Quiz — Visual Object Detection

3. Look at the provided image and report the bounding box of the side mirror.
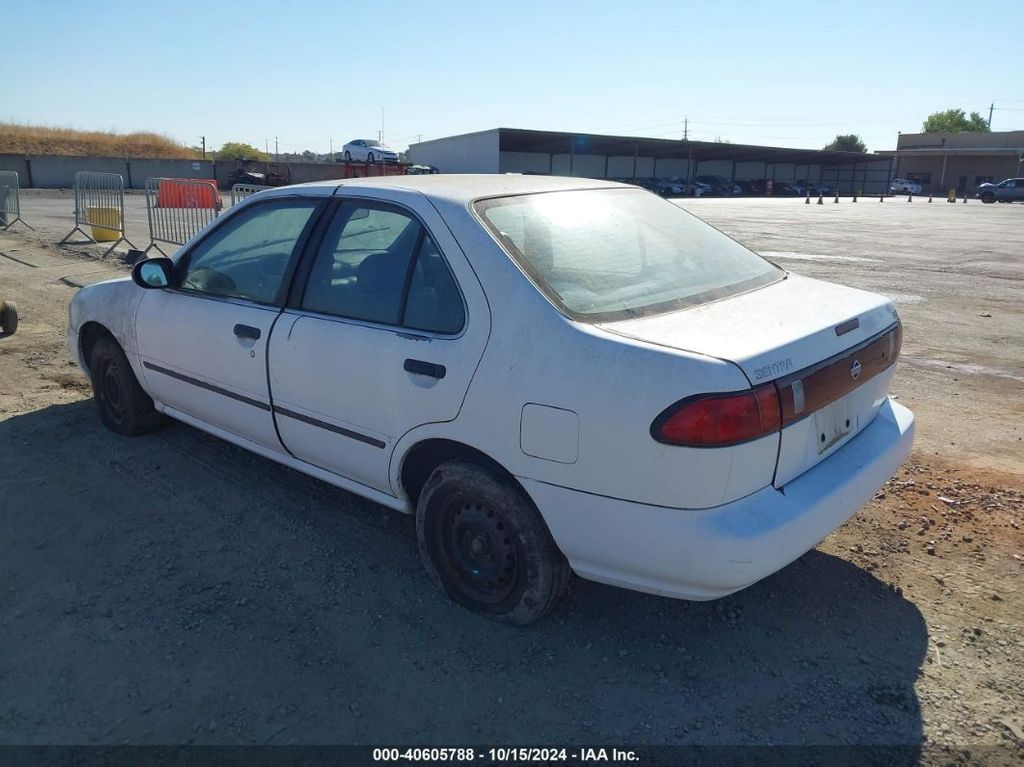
[131,258,174,289]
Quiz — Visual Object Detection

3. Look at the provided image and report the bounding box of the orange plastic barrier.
[156,179,221,209]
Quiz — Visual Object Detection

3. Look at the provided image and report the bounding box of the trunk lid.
[602,274,902,486]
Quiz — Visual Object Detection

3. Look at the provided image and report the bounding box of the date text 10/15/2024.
[372,747,640,763]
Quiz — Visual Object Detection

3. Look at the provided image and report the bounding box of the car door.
[267,192,490,495]
[135,194,326,450]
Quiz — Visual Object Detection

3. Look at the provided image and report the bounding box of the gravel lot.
[1,192,1021,751]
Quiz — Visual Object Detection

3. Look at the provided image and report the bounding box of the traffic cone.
[879,193,884,202]
[853,190,858,202]
[928,194,933,203]
[804,193,810,204]
[962,193,967,204]
[834,190,839,203]
[817,193,823,205]
[907,193,913,202]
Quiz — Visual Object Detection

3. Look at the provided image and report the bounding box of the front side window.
[179,199,318,303]
[300,202,464,333]
[475,188,782,322]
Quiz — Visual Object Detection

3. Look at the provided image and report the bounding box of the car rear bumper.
[522,397,914,601]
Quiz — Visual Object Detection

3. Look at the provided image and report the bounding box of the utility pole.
[274,136,279,161]
[380,106,384,143]
[200,135,206,159]
[329,139,334,162]
[265,138,269,155]
[988,102,994,129]
[683,118,688,141]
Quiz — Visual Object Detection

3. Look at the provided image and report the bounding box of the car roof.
[282,174,629,204]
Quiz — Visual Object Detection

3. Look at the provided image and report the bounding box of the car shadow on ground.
[0,400,926,747]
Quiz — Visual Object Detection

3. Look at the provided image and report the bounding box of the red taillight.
[652,384,782,447]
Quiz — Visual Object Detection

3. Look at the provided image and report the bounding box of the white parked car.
[342,139,399,163]
[889,178,922,195]
[69,176,914,625]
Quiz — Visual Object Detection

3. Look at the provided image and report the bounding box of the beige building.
[878,130,1024,194]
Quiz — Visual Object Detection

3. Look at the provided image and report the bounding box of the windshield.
[475,188,783,322]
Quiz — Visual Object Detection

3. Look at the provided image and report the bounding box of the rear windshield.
[474,188,782,322]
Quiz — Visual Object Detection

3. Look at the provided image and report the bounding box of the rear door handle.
[404,359,446,379]
[234,324,261,340]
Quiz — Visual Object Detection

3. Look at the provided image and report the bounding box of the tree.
[215,141,270,161]
[921,109,989,133]
[823,134,867,153]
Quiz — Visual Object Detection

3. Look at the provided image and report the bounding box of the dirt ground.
[1,194,1022,752]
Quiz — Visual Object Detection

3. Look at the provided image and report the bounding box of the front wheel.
[89,335,162,436]
[367,152,375,164]
[981,194,995,203]
[344,150,351,161]
[416,460,571,625]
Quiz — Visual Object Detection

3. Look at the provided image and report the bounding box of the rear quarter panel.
[395,197,779,510]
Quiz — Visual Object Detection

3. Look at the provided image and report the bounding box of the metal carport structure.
[409,128,894,194]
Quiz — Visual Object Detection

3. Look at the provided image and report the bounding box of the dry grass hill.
[0,123,199,159]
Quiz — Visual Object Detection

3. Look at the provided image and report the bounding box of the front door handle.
[234,324,261,340]
[404,358,446,379]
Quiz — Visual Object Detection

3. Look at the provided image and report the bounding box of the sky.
[4,0,1023,155]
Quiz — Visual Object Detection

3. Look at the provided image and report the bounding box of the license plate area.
[813,397,853,454]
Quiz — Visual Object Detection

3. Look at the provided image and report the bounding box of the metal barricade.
[0,171,35,232]
[230,183,271,206]
[59,171,137,257]
[144,177,222,256]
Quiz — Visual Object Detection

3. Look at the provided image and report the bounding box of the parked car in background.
[69,175,913,625]
[976,178,1024,203]
[890,178,922,195]
[695,175,734,196]
[656,180,688,197]
[771,181,799,196]
[734,179,759,196]
[342,139,400,163]
[657,180,710,197]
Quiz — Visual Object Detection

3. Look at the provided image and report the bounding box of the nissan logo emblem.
[850,359,862,379]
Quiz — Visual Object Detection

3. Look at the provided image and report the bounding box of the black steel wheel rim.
[101,359,128,425]
[442,497,519,604]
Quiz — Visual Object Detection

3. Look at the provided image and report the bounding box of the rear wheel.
[367,152,375,164]
[0,301,17,335]
[344,150,351,161]
[981,193,995,204]
[416,460,571,625]
[89,335,162,436]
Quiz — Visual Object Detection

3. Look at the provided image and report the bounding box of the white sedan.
[341,139,399,163]
[890,178,923,195]
[68,175,914,625]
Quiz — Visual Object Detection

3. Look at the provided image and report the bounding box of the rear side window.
[300,202,464,333]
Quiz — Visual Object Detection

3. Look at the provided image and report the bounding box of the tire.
[344,151,351,161]
[981,194,995,204]
[416,459,571,626]
[0,301,17,335]
[89,335,162,436]
[367,152,375,164]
